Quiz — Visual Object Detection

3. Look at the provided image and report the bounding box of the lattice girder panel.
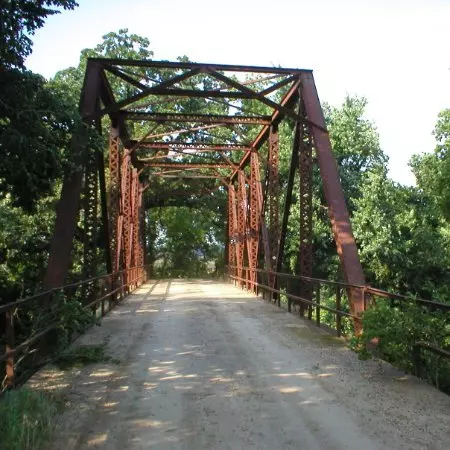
[227,185,237,268]
[248,151,263,291]
[82,145,99,304]
[267,125,280,267]
[108,128,121,272]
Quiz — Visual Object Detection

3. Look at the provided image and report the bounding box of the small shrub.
[56,344,119,369]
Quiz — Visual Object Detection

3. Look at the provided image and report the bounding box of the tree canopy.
[0,0,78,69]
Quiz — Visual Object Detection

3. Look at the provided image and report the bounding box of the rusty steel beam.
[118,88,261,99]
[153,175,228,179]
[108,128,121,272]
[230,80,301,181]
[121,153,132,273]
[267,125,280,266]
[276,122,300,275]
[144,162,232,169]
[80,61,102,119]
[228,185,236,268]
[299,72,365,326]
[208,70,300,121]
[260,75,298,96]
[297,117,313,316]
[248,151,263,291]
[81,145,99,304]
[121,111,271,125]
[105,65,147,91]
[236,171,247,286]
[98,68,201,118]
[44,62,103,290]
[43,133,88,290]
[89,58,312,75]
[137,142,250,151]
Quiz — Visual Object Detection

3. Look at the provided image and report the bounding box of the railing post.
[336,286,342,337]
[5,310,15,389]
[315,284,321,327]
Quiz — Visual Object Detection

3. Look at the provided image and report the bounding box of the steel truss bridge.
[1,59,449,390]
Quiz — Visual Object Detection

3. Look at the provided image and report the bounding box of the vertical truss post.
[248,150,262,292]
[276,122,300,274]
[120,151,132,289]
[227,185,237,271]
[98,146,112,276]
[131,169,140,285]
[82,144,99,305]
[138,186,145,281]
[267,125,280,291]
[296,118,313,316]
[275,122,300,309]
[237,171,247,287]
[108,128,121,273]
[300,72,365,331]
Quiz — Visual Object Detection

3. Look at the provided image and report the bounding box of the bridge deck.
[30,280,449,449]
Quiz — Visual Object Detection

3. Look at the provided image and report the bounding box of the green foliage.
[0,70,77,210]
[0,388,61,450]
[283,95,387,279]
[0,0,78,69]
[324,96,388,209]
[0,196,56,302]
[353,171,450,298]
[410,109,450,220]
[359,302,450,391]
[53,295,96,347]
[56,344,118,369]
[151,204,225,276]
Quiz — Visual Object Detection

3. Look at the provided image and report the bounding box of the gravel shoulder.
[29,279,450,449]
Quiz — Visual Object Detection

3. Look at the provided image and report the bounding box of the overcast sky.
[26,0,450,185]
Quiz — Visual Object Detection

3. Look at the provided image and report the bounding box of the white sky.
[26,0,450,185]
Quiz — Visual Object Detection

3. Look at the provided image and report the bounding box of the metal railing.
[227,265,450,386]
[0,266,150,390]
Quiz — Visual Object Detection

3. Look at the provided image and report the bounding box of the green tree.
[0,0,78,69]
[410,109,450,220]
[283,95,388,278]
[353,171,450,298]
[0,69,77,210]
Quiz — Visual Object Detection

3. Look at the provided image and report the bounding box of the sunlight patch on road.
[279,386,304,393]
[87,433,108,446]
[89,370,115,378]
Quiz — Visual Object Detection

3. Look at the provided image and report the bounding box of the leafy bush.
[56,344,119,369]
[359,301,450,390]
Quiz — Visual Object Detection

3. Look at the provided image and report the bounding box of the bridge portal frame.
[43,58,366,325]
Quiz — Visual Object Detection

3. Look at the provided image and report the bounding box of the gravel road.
[30,279,450,449]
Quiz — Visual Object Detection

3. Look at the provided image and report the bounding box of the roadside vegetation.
[0,388,62,450]
[1,0,449,421]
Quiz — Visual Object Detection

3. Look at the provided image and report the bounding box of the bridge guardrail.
[226,265,450,388]
[0,265,150,390]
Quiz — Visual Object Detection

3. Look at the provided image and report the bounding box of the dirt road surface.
[30,280,450,449]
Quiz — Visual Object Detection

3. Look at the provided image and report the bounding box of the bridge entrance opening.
[43,59,365,323]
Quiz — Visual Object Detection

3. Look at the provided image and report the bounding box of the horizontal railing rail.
[226,265,450,388]
[1,265,150,390]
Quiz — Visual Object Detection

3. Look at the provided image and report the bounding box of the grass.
[0,388,62,450]
[55,343,120,369]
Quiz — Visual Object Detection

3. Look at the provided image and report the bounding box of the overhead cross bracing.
[45,58,366,332]
[80,59,310,180]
